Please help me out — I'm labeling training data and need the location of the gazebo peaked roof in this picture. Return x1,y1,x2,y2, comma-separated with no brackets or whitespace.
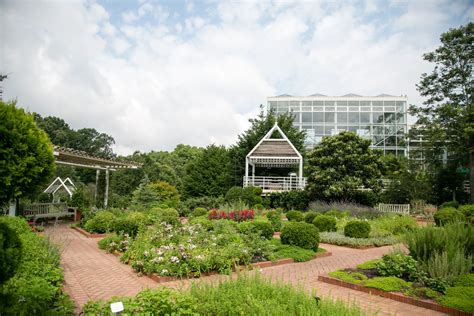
246,123,302,167
44,177,76,198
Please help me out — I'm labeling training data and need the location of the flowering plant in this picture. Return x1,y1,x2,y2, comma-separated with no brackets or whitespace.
208,209,255,222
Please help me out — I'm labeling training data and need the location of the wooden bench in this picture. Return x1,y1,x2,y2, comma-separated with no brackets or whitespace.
22,202,76,224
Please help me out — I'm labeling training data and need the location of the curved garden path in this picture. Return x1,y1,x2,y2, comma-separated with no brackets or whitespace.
47,224,444,315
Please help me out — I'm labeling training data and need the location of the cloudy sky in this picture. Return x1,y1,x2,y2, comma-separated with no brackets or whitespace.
1,0,472,154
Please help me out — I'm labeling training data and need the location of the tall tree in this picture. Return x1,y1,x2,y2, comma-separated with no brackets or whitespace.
183,144,232,197
229,106,306,186
306,132,384,203
409,22,473,201
0,101,55,206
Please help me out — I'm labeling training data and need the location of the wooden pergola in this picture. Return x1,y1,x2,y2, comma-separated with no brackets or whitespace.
53,146,141,207
244,123,305,194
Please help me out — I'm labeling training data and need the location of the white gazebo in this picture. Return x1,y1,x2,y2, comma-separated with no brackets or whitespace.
43,177,76,202
244,123,306,194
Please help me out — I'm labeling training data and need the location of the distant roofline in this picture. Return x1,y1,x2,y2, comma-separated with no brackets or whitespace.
268,93,407,99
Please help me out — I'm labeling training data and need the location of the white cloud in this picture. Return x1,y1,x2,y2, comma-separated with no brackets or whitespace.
1,0,471,155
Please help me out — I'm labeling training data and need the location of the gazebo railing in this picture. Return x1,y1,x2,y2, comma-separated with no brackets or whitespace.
243,176,306,193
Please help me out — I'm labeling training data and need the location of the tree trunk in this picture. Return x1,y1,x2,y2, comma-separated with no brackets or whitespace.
470,149,474,203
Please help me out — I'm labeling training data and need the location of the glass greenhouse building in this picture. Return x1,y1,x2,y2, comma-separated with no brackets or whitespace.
267,93,408,156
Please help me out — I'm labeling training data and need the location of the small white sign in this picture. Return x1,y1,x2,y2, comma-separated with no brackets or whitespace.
110,301,124,313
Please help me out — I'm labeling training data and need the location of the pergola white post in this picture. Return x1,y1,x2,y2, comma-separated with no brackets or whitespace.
251,163,255,186
245,158,249,187
299,158,303,188
95,169,100,206
104,167,109,208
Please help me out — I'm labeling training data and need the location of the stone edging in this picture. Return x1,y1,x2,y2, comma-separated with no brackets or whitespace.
318,275,471,316
72,226,107,238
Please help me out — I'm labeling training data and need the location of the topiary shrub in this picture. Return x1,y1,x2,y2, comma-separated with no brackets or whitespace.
84,211,116,233
286,210,304,222
239,220,274,239
312,215,337,232
191,207,208,217
304,211,320,224
0,223,22,284
114,212,147,236
266,209,282,231
155,208,180,225
280,222,320,251
344,220,371,238
434,208,465,226
440,201,459,209
253,204,264,211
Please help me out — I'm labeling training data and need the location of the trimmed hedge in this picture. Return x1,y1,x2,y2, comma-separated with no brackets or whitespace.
239,220,274,239
84,211,116,233
286,210,304,222
344,220,371,238
312,215,337,232
191,207,208,217
304,211,320,224
280,222,320,251
0,223,22,284
434,208,465,226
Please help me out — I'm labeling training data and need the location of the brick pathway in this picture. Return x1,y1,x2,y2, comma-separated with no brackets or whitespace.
47,224,444,315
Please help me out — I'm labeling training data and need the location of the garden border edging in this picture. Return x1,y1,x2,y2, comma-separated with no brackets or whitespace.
318,275,471,316
72,226,108,238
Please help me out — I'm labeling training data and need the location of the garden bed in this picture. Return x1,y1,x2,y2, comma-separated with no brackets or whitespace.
318,275,471,316
72,226,108,238
319,231,398,248
145,250,332,283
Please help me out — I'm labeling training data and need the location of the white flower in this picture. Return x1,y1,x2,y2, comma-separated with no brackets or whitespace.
160,269,169,275
170,256,180,263
151,256,164,263
195,255,204,260
188,244,196,250
143,251,150,257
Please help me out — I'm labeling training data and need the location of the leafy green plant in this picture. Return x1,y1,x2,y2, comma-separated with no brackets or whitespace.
434,208,465,226
328,270,368,284
266,209,282,231
269,190,310,211
375,253,418,281
239,220,274,240
363,276,412,292
148,207,180,225
304,211,320,223
0,222,22,284
371,215,417,235
440,201,459,209
356,259,382,270
325,210,349,218
458,204,474,221
437,286,474,313
320,232,397,247
84,211,116,233
312,215,337,232
285,210,304,222
190,207,208,217
421,250,472,285
455,274,474,287
344,220,371,238
270,239,317,262
280,222,319,251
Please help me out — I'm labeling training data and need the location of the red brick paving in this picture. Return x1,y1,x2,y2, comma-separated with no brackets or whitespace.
47,224,445,315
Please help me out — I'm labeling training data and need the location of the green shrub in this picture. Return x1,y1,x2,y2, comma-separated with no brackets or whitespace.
437,286,474,313
357,259,382,270
0,217,73,314
371,215,417,235
177,196,225,216
320,232,397,247
84,211,116,233
280,222,319,251
421,249,472,285
269,190,310,211
434,208,465,226
239,220,274,240
458,204,474,221
188,217,214,231
149,207,180,225
114,212,147,237
84,274,365,315
271,241,317,262
304,211,320,223
404,287,440,299
0,222,22,284
312,215,337,232
285,210,304,222
363,276,412,292
455,274,474,287
440,201,459,209
191,207,208,217
266,209,282,231
225,186,262,207
253,204,264,211
375,253,418,281
344,220,371,238
328,270,367,284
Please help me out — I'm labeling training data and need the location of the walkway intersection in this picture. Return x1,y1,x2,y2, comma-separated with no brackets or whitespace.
47,224,444,315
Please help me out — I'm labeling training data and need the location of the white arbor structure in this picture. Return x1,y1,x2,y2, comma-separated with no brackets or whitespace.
244,123,306,194
44,177,76,202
